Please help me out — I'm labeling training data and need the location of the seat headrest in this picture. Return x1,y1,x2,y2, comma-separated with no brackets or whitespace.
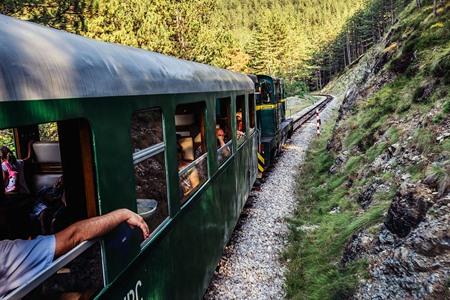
33,142,61,163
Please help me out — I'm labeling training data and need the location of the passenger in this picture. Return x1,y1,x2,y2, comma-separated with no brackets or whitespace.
1,146,30,194
236,112,245,139
0,208,149,297
216,127,230,161
176,135,200,197
31,176,66,235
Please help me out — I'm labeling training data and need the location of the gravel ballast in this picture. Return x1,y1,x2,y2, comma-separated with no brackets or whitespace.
204,97,339,299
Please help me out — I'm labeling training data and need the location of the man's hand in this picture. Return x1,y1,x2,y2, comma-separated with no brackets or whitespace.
55,208,151,258
123,210,150,239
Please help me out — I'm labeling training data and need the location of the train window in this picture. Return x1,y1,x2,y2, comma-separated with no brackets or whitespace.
249,94,255,129
236,95,247,144
0,129,15,153
130,108,168,237
260,80,272,103
175,102,208,203
216,97,232,165
38,122,59,142
0,119,103,299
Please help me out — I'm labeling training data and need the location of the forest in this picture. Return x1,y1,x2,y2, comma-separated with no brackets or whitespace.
0,0,439,92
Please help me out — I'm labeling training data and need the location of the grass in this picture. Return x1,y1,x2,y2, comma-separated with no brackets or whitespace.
286,95,319,117
284,119,393,299
413,128,436,154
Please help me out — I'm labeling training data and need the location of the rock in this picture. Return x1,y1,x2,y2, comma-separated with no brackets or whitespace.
384,184,433,238
342,230,376,266
436,132,450,143
357,181,381,209
355,194,450,300
401,173,412,181
329,206,340,214
298,224,319,233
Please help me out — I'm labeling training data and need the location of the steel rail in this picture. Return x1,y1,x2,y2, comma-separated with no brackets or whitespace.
291,94,333,132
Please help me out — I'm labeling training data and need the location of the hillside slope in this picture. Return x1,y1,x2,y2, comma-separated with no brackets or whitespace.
285,1,450,299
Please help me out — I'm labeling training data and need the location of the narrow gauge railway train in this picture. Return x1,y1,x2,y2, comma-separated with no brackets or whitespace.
249,75,293,175
0,14,258,299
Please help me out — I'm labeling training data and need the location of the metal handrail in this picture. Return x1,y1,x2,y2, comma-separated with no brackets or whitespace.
178,152,208,176
133,143,165,164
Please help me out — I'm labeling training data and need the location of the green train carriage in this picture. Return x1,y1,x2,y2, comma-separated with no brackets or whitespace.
0,14,258,299
252,75,293,174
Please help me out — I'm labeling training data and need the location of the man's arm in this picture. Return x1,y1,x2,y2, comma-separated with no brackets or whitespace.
54,209,149,258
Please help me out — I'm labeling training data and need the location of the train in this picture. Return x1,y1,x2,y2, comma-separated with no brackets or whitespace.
249,75,293,175
0,14,292,300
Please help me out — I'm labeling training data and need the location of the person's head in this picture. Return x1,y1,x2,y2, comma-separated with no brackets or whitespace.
216,128,225,139
236,112,242,122
0,146,16,165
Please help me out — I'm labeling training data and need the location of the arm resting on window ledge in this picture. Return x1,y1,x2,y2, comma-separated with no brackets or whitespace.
54,208,149,257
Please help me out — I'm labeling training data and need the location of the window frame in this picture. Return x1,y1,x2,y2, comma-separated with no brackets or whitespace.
215,97,233,167
235,95,247,145
175,101,209,205
248,93,256,131
130,107,170,245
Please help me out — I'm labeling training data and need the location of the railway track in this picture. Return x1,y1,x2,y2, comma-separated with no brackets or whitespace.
205,95,338,299
291,94,334,132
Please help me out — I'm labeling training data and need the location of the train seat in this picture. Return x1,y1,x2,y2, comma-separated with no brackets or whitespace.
30,142,62,193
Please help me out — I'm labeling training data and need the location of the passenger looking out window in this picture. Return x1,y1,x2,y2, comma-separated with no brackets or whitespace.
216,98,232,165
175,102,208,202
236,95,247,143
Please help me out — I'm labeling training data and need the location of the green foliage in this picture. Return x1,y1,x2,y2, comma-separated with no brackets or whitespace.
443,99,450,113
285,81,309,97
413,128,435,154
39,123,59,142
0,129,15,153
1,0,367,81
431,49,450,84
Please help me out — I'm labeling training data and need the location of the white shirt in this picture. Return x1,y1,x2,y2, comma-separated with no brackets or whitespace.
0,235,55,298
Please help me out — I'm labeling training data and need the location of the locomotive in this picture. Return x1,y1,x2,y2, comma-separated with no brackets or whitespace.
250,75,293,175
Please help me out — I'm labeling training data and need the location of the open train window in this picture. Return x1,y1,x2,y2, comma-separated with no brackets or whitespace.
175,102,208,203
260,80,272,103
0,119,103,299
236,95,247,144
249,94,255,130
130,108,168,239
216,97,232,165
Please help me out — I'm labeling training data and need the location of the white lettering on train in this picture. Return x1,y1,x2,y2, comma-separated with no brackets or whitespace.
123,280,143,300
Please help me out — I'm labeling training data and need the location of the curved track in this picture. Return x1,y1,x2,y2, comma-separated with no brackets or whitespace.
205,95,336,299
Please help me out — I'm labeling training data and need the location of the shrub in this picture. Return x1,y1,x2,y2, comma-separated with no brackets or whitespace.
443,99,450,114
431,51,450,84
413,128,435,154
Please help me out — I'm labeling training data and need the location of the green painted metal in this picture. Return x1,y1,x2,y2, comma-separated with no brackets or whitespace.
0,87,256,299
253,75,293,172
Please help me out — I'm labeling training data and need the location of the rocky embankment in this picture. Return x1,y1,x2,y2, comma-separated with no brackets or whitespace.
321,2,450,299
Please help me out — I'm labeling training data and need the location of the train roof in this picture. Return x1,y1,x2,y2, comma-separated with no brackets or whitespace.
0,14,254,102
